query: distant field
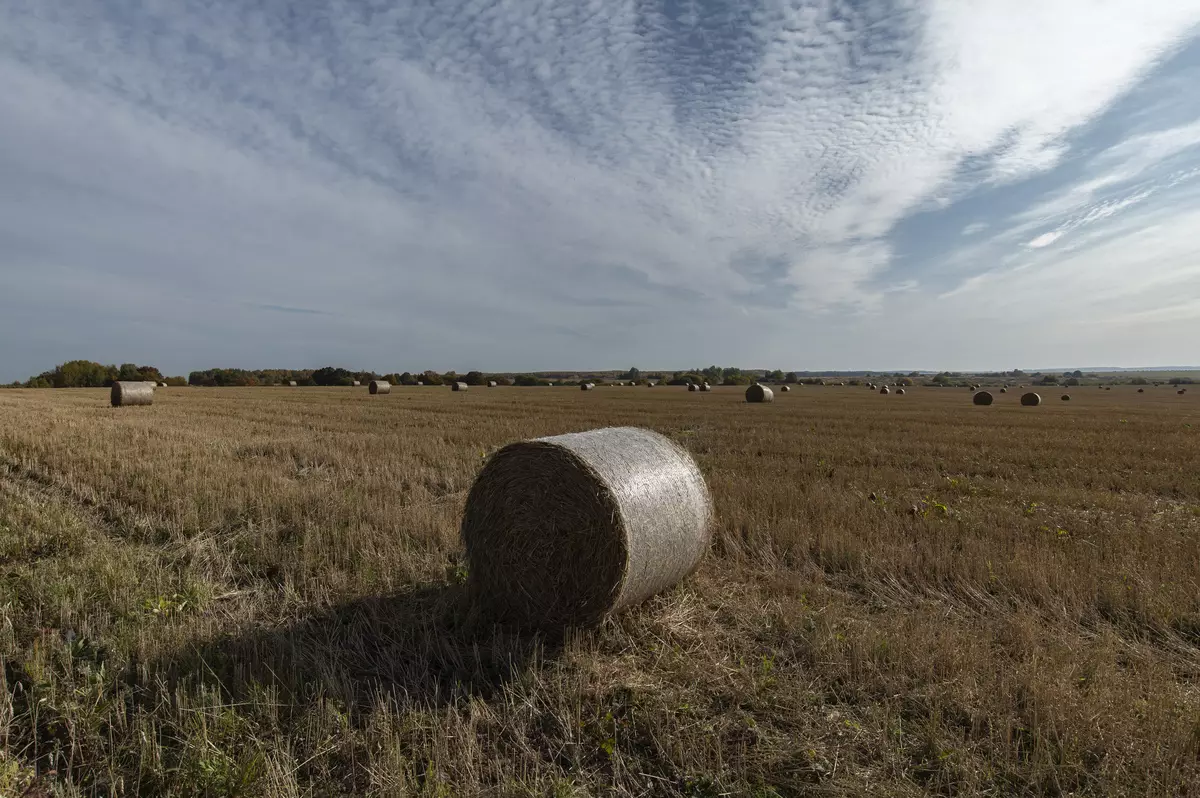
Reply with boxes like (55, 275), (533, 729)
(2, 384), (1199, 796)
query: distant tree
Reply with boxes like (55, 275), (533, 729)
(463, 371), (486, 386)
(1130, 376), (1149, 385)
(422, 370), (444, 386)
(513, 374), (546, 386)
(398, 372), (417, 385)
(784, 372), (798, 384)
(1066, 377), (1080, 386)
(621, 367), (642, 381)
(441, 371), (458, 384)
(312, 366), (355, 386)
(1072, 370), (1083, 379)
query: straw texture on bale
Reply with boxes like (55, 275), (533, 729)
(879, 386), (890, 395)
(973, 391), (994, 406)
(110, 381), (153, 407)
(1021, 392), (1042, 406)
(452, 382), (469, 391)
(745, 384), (774, 403)
(780, 385), (791, 392)
(369, 380), (391, 395)
(581, 383), (595, 391)
(461, 426), (714, 628)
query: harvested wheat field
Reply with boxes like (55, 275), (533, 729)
(2, 385), (1199, 796)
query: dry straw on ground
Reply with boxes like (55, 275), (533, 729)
(746, 384), (774, 403)
(110, 381), (153, 407)
(460, 426), (713, 628)
(369, 380), (391, 395)
(973, 391), (994, 406)
(452, 382), (469, 392)
(1021, 392), (1042, 406)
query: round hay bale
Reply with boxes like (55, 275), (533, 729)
(581, 383), (595, 391)
(110, 381), (153, 407)
(687, 383), (698, 392)
(973, 391), (994, 406)
(488, 381), (498, 388)
(352, 380), (361, 387)
(452, 382), (469, 392)
(158, 381), (169, 388)
(700, 383), (711, 392)
(745, 384), (774, 403)
(1061, 394), (1071, 401)
(369, 380), (391, 395)
(1137, 388), (1144, 393)
(1020, 392), (1042, 406)
(1000, 387), (1007, 393)
(1179, 389), (1187, 395)
(461, 426), (713, 628)
(896, 388), (905, 395)
(879, 386), (890, 395)
(969, 386), (976, 392)
(288, 380), (298, 387)
(780, 385), (791, 392)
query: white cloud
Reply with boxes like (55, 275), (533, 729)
(2, 1), (1200, 378)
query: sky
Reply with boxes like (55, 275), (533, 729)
(2, 1), (1200, 381)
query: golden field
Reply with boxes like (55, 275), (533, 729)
(1, 384), (1198, 796)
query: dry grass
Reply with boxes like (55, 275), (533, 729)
(1, 385), (1199, 796)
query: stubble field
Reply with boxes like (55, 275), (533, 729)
(1, 384), (1198, 797)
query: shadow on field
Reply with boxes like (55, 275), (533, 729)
(151, 583), (563, 716)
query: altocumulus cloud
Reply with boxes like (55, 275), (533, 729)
(2, 0), (1200, 378)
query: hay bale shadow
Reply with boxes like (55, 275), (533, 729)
(150, 584), (563, 718)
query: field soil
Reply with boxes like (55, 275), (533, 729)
(1, 385), (1198, 796)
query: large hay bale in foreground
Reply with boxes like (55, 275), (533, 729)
(110, 381), (153, 407)
(973, 391), (994, 406)
(369, 380), (391, 395)
(461, 426), (713, 628)
(452, 382), (469, 392)
(1021, 392), (1042, 406)
(745, 384), (774, 403)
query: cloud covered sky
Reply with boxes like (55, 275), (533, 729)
(3, 0), (1200, 380)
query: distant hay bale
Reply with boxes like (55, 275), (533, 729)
(452, 382), (469, 392)
(417, 381), (425, 386)
(1179, 389), (1187, 395)
(352, 380), (361, 387)
(745, 384), (774, 403)
(896, 388), (905, 395)
(1105, 387), (1111, 391)
(581, 383), (595, 391)
(1021, 392), (1042, 406)
(460, 426), (713, 628)
(488, 381), (498, 388)
(110, 381), (153, 407)
(647, 382), (656, 387)
(969, 386), (976, 392)
(288, 380), (298, 387)
(158, 381), (169, 388)
(700, 383), (711, 392)
(780, 385), (791, 392)
(1000, 387), (1008, 393)
(973, 391), (994, 406)
(369, 380), (391, 395)
(1061, 394), (1071, 401)
(1137, 388), (1144, 392)
(687, 383), (698, 392)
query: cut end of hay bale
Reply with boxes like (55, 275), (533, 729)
(973, 391), (994, 406)
(369, 380), (391, 395)
(1021, 392), (1042, 406)
(1061, 394), (1071, 401)
(110, 381), (153, 407)
(461, 426), (713, 629)
(745, 384), (774, 403)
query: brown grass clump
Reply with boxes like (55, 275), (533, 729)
(973, 391), (994, 406)
(460, 426), (713, 628)
(109, 381), (153, 407)
(1021, 392), (1042, 406)
(452, 382), (469, 392)
(369, 380), (391, 395)
(745, 384), (774, 403)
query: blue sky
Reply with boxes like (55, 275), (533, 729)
(2, 1), (1200, 380)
